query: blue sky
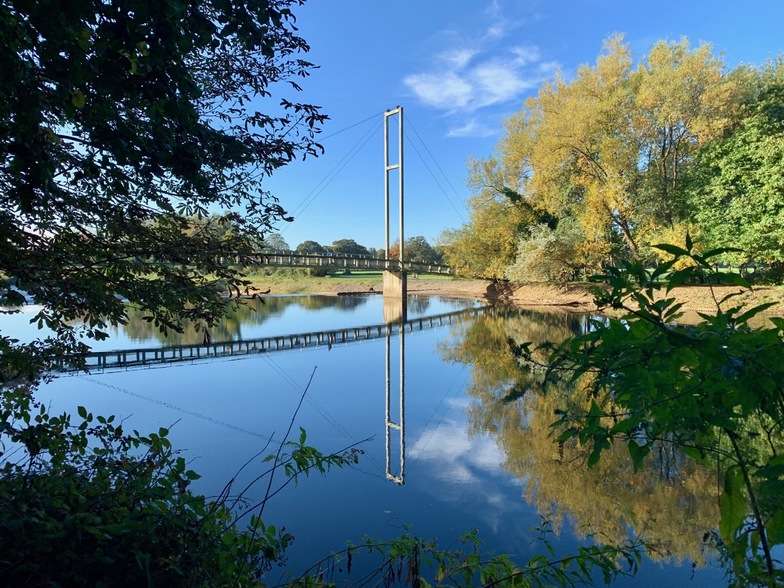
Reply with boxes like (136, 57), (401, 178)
(264, 0), (784, 251)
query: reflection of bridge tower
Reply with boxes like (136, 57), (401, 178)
(383, 106), (406, 322)
(385, 323), (405, 484)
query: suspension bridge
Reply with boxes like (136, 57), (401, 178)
(246, 251), (452, 275)
(273, 106), (466, 295)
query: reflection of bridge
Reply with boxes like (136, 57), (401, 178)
(57, 306), (491, 372)
(249, 252), (452, 276)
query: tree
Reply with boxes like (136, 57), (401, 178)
(0, 1), (338, 584)
(260, 233), (291, 252)
(506, 219), (588, 283)
(476, 35), (740, 264)
(0, 0), (326, 379)
(688, 78), (784, 269)
(387, 236), (441, 263)
(439, 312), (720, 566)
(439, 191), (536, 279)
(330, 238), (369, 256)
(295, 240), (326, 254)
(405, 236), (440, 263)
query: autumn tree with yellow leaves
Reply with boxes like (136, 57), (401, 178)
(446, 35), (744, 278)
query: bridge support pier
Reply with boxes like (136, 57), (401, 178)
(383, 270), (407, 324)
(383, 270), (407, 298)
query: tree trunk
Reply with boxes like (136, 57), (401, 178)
(606, 206), (639, 260)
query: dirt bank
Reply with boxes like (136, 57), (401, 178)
(480, 281), (784, 315)
(247, 275), (784, 315)
(312, 279), (784, 315)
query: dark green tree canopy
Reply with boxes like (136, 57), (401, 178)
(0, 0), (326, 378)
(295, 239), (326, 254)
(389, 235), (442, 263)
(330, 238), (369, 256)
(403, 235), (441, 263)
(689, 83), (784, 265)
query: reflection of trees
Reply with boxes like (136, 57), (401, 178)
(296, 295), (369, 312)
(120, 295), (371, 345)
(407, 295), (431, 315)
(440, 310), (719, 565)
(507, 393), (718, 565)
(440, 310), (585, 405)
(122, 298), (267, 345)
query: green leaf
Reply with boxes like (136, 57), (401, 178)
(609, 419), (638, 434)
(587, 436), (610, 467)
(653, 243), (689, 257)
(650, 259), (676, 281)
(556, 428), (578, 443)
(77, 405), (87, 419)
(715, 273), (751, 289)
(665, 269), (696, 290)
(719, 466), (748, 544)
(71, 90), (86, 108)
(628, 440), (650, 473)
(766, 509), (784, 545)
(734, 302), (777, 325)
(702, 247), (744, 258)
(770, 317), (784, 331)
(683, 445), (706, 462)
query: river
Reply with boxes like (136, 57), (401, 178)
(14, 294), (728, 586)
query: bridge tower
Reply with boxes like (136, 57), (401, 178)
(383, 106), (406, 312)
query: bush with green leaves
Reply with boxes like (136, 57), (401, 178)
(519, 239), (784, 586)
(0, 382), (361, 586)
(506, 220), (588, 283)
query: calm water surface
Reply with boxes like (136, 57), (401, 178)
(20, 295), (727, 586)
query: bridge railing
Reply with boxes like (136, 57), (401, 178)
(246, 252), (453, 275)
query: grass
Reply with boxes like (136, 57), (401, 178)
(237, 268), (458, 294)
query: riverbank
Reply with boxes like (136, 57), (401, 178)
(246, 274), (784, 315)
(484, 281), (784, 316)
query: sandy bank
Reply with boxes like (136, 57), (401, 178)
(265, 278), (784, 315)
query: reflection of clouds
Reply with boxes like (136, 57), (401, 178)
(445, 396), (471, 409)
(409, 420), (526, 532)
(410, 423), (501, 483)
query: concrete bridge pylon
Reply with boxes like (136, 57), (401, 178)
(383, 106), (406, 319)
(382, 271), (407, 323)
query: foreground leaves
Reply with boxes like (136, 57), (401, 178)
(530, 243), (784, 585)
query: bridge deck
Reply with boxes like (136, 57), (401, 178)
(57, 306), (494, 373)
(247, 252), (452, 275)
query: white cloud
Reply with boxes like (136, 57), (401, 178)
(445, 118), (497, 138)
(404, 47), (539, 114)
(510, 45), (540, 66)
(403, 71), (474, 111)
(402, 4), (552, 140)
(442, 48), (477, 69)
(407, 420), (529, 529)
(472, 60), (536, 106)
(485, 0), (502, 19)
(485, 24), (506, 40)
